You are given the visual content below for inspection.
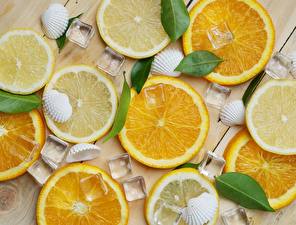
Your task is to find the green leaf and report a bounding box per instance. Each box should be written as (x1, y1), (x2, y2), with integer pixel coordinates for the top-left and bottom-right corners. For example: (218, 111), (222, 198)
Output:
(131, 57), (154, 93)
(215, 172), (274, 212)
(161, 0), (190, 41)
(56, 13), (83, 51)
(103, 75), (131, 142)
(242, 71), (265, 106)
(175, 162), (200, 170)
(0, 90), (41, 114)
(175, 50), (223, 76)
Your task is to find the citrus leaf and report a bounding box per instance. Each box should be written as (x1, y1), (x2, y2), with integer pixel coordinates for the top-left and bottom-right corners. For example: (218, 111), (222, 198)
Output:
(0, 90), (41, 114)
(215, 172), (274, 212)
(175, 162), (200, 170)
(131, 57), (154, 93)
(103, 75), (131, 142)
(161, 0), (190, 41)
(242, 71), (265, 106)
(175, 50), (223, 76)
(56, 13), (83, 51)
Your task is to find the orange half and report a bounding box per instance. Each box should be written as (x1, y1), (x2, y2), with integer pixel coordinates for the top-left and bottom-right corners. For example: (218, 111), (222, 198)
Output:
(119, 76), (209, 168)
(0, 110), (45, 181)
(183, 0), (275, 85)
(224, 129), (296, 209)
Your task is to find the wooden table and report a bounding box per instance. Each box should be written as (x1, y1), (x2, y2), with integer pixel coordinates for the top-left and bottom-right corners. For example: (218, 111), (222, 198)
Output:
(0, 0), (296, 224)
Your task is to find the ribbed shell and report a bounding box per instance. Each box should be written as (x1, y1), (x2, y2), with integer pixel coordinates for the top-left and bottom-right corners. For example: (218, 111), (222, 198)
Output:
(66, 143), (101, 162)
(181, 193), (218, 225)
(41, 3), (69, 39)
(43, 90), (72, 123)
(151, 47), (184, 77)
(220, 100), (245, 126)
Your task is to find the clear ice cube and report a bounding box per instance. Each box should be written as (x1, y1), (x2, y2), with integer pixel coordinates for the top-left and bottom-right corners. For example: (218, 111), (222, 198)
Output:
(207, 22), (234, 49)
(66, 18), (94, 48)
(27, 158), (53, 185)
(108, 153), (132, 180)
(198, 151), (226, 180)
(41, 135), (69, 170)
(97, 47), (125, 76)
(222, 207), (250, 225)
(205, 83), (231, 109)
(80, 173), (108, 202)
(265, 52), (293, 79)
(122, 176), (147, 201)
(153, 201), (182, 225)
(143, 84), (166, 109)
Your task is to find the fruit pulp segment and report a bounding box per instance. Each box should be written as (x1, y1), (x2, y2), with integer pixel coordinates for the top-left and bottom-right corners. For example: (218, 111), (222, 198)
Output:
(44, 171), (122, 225)
(191, 0), (267, 76)
(125, 84), (201, 160)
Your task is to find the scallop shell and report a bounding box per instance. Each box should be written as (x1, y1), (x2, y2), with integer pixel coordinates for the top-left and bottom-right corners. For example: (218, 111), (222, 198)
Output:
(41, 3), (69, 39)
(151, 47), (184, 77)
(220, 100), (245, 126)
(181, 193), (218, 225)
(66, 143), (101, 162)
(288, 52), (296, 78)
(43, 90), (72, 123)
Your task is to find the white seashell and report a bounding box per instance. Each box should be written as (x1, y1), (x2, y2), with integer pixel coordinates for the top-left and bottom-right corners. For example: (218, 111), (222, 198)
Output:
(151, 47), (184, 77)
(41, 3), (69, 39)
(220, 100), (245, 126)
(288, 52), (296, 78)
(181, 193), (218, 225)
(43, 90), (72, 123)
(66, 143), (101, 162)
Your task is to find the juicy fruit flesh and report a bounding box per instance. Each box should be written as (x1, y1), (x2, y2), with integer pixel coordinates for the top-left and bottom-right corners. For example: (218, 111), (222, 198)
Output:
(50, 71), (113, 138)
(44, 172), (122, 225)
(0, 112), (39, 172)
(191, 0), (267, 76)
(236, 138), (296, 199)
(154, 179), (209, 224)
(251, 85), (296, 150)
(0, 34), (49, 90)
(100, 0), (168, 54)
(125, 84), (201, 160)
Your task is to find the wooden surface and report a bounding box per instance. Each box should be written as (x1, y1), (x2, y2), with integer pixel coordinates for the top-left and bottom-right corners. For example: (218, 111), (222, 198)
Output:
(0, 0), (296, 224)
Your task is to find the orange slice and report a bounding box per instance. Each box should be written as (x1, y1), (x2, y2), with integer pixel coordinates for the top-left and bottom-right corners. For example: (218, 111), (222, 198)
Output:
(224, 129), (296, 209)
(0, 110), (45, 181)
(37, 164), (129, 225)
(119, 76), (209, 168)
(183, 0), (275, 85)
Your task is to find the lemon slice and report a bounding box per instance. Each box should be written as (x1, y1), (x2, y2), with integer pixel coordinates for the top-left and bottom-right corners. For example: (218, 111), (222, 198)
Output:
(0, 29), (54, 94)
(145, 168), (219, 225)
(246, 79), (296, 154)
(44, 65), (117, 143)
(96, 0), (170, 59)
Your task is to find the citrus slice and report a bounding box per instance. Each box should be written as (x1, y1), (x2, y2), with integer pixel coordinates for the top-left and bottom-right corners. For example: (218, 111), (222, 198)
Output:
(0, 29), (54, 94)
(37, 164), (129, 225)
(0, 110), (45, 181)
(119, 76), (209, 168)
(96, 0), (170, 59)
(246, 79), (296, 155)
(145, 168), (219, 225)
(44, 65), (117, 143)
(183, 0), (275, 85)
(224, 129), (296, 209)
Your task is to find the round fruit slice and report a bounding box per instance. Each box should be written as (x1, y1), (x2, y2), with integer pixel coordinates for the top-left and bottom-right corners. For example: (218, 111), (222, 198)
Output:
(44, 65), (117, 143)
(224, 129), (296, 209)
(183, 0), (275, 85)
(119, 76), (209, 168)
(37, 164), (129, 225)
(145, 168), (219, 225)
(96, 0), (170, 59)
(246, 79), (296, 155)
(0, 29), (54, 94)
(0, 110), (45, 181)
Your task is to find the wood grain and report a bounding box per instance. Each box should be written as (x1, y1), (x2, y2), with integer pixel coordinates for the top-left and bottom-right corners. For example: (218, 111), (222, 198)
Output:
(0, 0), (295, 224)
